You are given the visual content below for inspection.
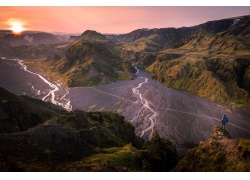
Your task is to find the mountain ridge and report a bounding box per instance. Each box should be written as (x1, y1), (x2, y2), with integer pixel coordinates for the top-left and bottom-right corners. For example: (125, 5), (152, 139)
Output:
(1, 15), (250, 112)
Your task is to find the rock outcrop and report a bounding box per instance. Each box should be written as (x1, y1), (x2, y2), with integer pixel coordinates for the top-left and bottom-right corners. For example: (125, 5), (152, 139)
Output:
(172, 126), (250, 172)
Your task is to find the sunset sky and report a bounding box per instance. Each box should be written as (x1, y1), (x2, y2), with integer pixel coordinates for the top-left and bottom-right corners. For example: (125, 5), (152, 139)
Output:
(1, 4), (250, 35)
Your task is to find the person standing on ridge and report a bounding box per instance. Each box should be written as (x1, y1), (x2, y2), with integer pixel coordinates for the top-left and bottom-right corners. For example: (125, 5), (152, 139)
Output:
(221, 115), (228, 130)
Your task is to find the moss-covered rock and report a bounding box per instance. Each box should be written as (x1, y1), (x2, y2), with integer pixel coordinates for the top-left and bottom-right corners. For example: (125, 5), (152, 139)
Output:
(141, 130), (178, 171)
(172, 126), (250, 172)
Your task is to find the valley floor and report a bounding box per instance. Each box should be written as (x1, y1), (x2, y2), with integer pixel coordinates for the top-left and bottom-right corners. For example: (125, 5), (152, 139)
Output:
(1, 58), (250, 157)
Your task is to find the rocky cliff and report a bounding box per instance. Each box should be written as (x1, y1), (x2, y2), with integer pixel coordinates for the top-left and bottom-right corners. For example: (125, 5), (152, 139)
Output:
(172, 126), (250, 172)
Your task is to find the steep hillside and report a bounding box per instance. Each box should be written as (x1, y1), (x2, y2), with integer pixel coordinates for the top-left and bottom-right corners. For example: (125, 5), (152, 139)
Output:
(115, 27), (199, 60)
(172, 126), (250, 172)
(0, 87), (67, 133)
(143, 54), (250, 108)
(138, 15), (250, 109)
(46, 30), (134, 87)
(0, 87), (177, 172)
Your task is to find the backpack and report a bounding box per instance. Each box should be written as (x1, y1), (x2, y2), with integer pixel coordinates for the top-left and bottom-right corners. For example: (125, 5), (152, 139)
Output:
(222, 117), (228, 123)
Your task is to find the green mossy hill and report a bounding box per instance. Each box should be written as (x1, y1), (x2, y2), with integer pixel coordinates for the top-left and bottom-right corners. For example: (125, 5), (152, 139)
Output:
(0, 87), (67, 133)
(61, 41), (121, 73)
(62, 131), (177, 172)
(169, 29), (250, 56)
(0, 87), (177, 172)
(136, 15), (250, 109)
(169, 16), (250, 55)
(43, 30), (134, 87)
(77, 30), (114, 45)
(133, 27), (198, 52)
(144, 54), (250, 107)
(140, 130), (178, 171)
(57, 110), (138, 148)
(53, 40), (132, 87)
(114, 27), (197, 61)
(172, 126), (250, 172)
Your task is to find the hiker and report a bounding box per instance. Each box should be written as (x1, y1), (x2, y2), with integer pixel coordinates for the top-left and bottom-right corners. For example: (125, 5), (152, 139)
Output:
(221, 115), (228, 130)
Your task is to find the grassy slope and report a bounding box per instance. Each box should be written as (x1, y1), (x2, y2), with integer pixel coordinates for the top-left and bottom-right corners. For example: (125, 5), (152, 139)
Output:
(59, 130), (177, 172)
(53, 41), (132, 87)
(145, 54), (250, 107)
(140, 26), (250, 110)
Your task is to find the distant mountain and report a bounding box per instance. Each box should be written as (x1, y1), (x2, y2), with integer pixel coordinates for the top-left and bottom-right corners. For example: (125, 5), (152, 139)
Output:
(131, 27), (199, 52)
(111, 27), (199, 63)
(0, 31), (59, 47)
(106, 28), (155, 43)
(172, 126), (250, 172)
(4, 41), (70, 60)
(77, 30), (114, 44)
(66, 35), (80, 42)
(168, 15), (250, 54)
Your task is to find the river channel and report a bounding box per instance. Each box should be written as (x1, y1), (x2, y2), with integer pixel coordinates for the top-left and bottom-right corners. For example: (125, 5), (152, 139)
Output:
(1, 58), (250, 156)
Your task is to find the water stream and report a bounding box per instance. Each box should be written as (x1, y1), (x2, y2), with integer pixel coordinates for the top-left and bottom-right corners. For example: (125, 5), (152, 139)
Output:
(131, 63), (158, 138)
(1, 58), (72, 111)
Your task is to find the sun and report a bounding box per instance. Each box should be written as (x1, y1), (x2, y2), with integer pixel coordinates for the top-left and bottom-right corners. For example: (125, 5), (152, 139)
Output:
(5, 18), (27, 35)
(10, 21), (25, 34)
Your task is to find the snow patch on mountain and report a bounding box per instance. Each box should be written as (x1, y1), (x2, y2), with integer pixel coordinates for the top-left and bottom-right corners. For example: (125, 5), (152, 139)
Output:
(229, 19), (240, 29)
(23, 34), (34, 43)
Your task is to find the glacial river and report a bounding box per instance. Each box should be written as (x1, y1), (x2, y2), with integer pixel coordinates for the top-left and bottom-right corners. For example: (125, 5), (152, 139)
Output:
(1, 58), (250, 156)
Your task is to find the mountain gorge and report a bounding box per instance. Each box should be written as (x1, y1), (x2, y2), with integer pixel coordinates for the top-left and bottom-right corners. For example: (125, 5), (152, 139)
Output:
(0, 14), (250, 172)
(3, 15), (250, 105)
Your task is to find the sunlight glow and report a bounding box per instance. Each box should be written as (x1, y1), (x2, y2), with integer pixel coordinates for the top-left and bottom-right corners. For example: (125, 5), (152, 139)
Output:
(6, 19), (27, 34)
(10, 22), (25, 34)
